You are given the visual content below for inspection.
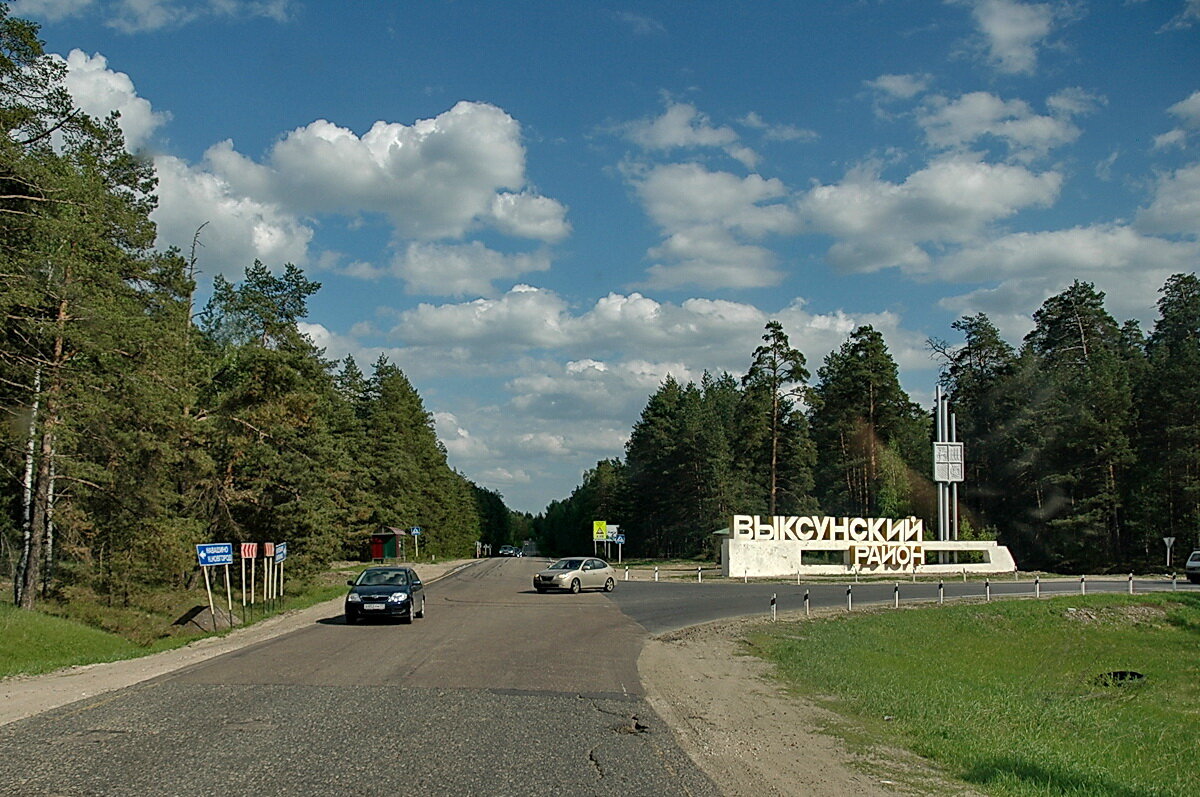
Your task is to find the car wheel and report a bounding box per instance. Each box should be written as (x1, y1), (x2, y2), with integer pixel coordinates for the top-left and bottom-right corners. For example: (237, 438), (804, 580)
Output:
(401, 607), (414, 624)
(604, 577), (615, 592)
(416, 597), (426, 618)
(570, 578), (581, 594)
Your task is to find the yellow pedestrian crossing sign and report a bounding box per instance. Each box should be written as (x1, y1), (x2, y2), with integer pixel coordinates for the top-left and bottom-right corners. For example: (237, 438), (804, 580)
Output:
(593, 521), (608, 541)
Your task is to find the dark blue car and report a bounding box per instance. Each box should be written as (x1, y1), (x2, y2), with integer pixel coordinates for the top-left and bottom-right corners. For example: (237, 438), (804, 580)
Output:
(344, 566), (426, 624)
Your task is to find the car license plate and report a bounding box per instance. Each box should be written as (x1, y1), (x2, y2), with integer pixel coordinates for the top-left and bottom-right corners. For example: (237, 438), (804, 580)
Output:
(364, 603), (384, 610)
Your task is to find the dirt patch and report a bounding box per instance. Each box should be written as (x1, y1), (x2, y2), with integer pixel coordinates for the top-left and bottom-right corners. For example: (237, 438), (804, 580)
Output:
(1063, 604), (1168, 625)
(638, 611), (981, 796)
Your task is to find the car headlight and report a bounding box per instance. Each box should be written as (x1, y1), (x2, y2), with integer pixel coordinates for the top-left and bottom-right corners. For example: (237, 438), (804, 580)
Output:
(389, 592), (409, 602)
(347, 593), (362, 603)
(554, 574), (568, 581)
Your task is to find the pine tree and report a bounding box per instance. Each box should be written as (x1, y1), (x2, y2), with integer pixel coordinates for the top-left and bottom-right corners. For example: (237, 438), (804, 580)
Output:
(1014, 281), (1134, 569)
(738, 321), (815, 516)
(1137, 273), (1200, 554)
(932, 314), (1017, 537)
(810, 326), (927, 518)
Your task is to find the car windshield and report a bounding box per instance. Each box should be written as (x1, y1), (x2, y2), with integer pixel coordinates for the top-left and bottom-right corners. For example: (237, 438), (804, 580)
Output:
(1189, 552), (1200, 563)
(357, 569), (408, 586)
(549, 559), (583, 570)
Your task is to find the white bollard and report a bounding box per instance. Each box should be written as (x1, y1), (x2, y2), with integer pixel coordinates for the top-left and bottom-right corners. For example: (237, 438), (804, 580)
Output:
(1080, 574), (1086, 595)
(938, 580), (944, 605)
(985, 579), (991, 602)
(893, 583), (899, 609)
(697, 566), (702, 583)
(846, 584), (853, 612)
(804, 589), (810, 617)
(771, 593), (777, 622)
(625, 566), (629, 581)
(1128, 573), (1134, 594)
(1035, 575), (1041, 598)
(654, 566), (659, 582)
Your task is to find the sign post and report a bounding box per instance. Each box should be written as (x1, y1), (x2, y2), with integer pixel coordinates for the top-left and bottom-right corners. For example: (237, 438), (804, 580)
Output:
(411, 527), (421, 560)
(592, 520), (607, 555)
(262, 543), (275, 608)
(605, 525), (623, 563)
(275, 542), (287, 602)
(196, 543), (233, 630)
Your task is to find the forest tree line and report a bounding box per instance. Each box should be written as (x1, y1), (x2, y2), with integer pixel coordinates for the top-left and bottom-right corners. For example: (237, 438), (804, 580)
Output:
(535, 275), (1200, 574)
(1, 7), (516, 612)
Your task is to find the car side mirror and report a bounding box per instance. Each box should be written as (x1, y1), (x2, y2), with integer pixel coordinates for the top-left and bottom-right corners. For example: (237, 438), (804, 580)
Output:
(346, 580), (355, 586)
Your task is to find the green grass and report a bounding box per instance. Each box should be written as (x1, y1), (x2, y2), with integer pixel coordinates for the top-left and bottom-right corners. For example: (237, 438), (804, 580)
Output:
(0, 602), (164, 678)
(750, 593), (1200, 796)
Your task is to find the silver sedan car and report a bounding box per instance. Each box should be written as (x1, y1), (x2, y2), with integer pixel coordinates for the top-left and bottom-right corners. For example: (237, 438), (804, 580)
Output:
(533, 557), (616, 593)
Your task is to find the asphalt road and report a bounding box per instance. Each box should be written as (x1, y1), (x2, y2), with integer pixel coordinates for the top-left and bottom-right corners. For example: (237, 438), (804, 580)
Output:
(0, 559), (1193, 795)
(0, 558), (718, 797)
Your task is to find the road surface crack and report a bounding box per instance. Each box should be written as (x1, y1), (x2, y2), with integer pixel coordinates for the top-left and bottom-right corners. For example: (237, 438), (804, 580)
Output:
(588, 747), (605, 778)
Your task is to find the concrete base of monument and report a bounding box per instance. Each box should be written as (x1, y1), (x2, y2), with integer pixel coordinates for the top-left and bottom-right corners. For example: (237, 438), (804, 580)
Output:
(721, 538), (1017, 578)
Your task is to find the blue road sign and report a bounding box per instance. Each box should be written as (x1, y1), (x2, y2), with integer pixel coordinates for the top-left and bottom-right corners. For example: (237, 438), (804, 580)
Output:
(196, 543), (233, 567)
(274, 541), (288, 563)
(614, 534), (626, 545)
(410, 527), (422, 536)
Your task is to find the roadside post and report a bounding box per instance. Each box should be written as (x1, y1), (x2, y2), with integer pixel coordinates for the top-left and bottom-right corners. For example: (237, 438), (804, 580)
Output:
(985, 578), (991, 602)
(1128, 573), (1134, 594)
(240, 543), (258, 617)
(196, 543), (233, 630)
(938, 579), (944, 605)
(1080, 574), (1086, 595)
(275, 542), (288, 603)
(607, 527), (624, 563)
(894, 582), (899, 608)
(697, 566), (702, 583)
(411, 527), (421, 560)
(804, 589), (810, 616)
(846, 584), (853, 611)
(654, 566), (659, 582)
(1035, 574), (1040, 598)
(262, 543), (275, 609)
(592, 520), (606, 556)
(770, 593), (777, 622)
(223, 561), (233, 625)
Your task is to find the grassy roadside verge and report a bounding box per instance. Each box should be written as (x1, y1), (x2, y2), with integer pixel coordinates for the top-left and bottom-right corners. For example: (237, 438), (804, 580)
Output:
(748, 593), (1200, 796)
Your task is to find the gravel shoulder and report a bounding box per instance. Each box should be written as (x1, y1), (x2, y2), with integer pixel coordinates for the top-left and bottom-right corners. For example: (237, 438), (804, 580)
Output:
(638, 610), (982, 797)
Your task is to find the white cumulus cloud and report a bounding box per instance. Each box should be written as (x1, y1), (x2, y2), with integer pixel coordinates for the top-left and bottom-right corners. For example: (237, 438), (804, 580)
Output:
(390, 241), (552, 297)
(798, 156), (1062, 273)
(965, 0), (1058, 75)
(56, 49), (170, 150)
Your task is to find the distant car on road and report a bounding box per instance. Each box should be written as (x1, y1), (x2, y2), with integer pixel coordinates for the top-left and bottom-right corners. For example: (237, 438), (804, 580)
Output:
(498, 545), (518, 557)
(345, 566), (426, 624)
(534, 557), (616, 593)
(1186, 549), (1200, 584)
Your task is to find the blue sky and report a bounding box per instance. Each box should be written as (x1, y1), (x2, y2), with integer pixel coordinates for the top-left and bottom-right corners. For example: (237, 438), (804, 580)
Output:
(13, 0), (1199, 512)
